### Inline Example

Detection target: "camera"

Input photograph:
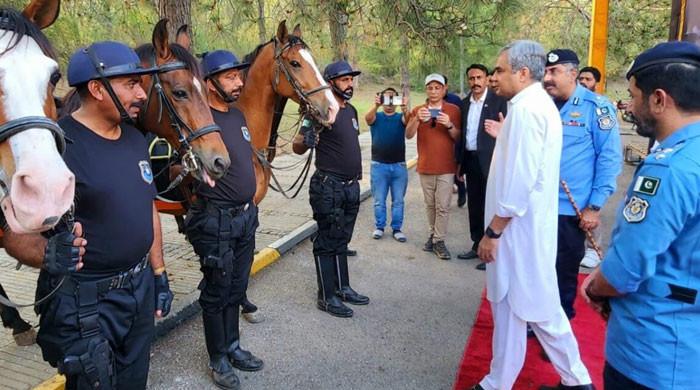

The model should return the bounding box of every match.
[382,93,404,106]
[429,108,441,119]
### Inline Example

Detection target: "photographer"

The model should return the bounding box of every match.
[406,74,461,260]
[365,88,409,242]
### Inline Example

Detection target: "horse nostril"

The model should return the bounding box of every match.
[213,156,229,175]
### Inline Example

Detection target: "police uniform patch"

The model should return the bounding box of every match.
[633,176,660,196]
[241,126,251,142]
[352,117,359,131]
[548,53,559,63]
[598,114,615,130]
[139,160,153,184]
[623,196,649,223]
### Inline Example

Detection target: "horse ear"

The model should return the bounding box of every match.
[153,19,172,60]
[22,0,60,29]
[292,23,302,38]
[176,24,191,52]
[276,20,288,42]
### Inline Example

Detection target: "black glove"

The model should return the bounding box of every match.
[43,231,80,276]
[300,119,318,148]
[154,271,174,317]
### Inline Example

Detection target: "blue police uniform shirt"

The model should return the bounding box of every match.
[58,115,156,273]
[600,121,700,389]
[370,111,406,164]
[558,84,621,214]
[196,107,256,204]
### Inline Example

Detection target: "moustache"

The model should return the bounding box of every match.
[543,82,556,88]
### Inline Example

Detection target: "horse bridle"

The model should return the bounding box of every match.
[272,38,330,119]
[0,116,66,153]
[141,57,221,185]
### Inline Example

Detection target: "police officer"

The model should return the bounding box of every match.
[543,49,622,319]
[183,50,263,390]
[3,41,174,390]
[292,60,369,318]
[581,41,700,390]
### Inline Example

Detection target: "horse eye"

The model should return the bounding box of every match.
[172,89,188,100]
[290,60,301,68]
[49,71,61,87]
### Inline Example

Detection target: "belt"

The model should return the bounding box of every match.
[316,170,360,185]
[200,199,250,216]
[61,256,150,295]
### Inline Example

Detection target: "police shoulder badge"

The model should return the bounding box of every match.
[633,175,660,196]
[139,160,153,184]
[241,126,251,142]
[623,196,649,223]
[598,114,615,130]
[352,117,359,131]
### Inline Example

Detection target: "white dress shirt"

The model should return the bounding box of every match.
[484,82,563,321]
[465,89,488,151]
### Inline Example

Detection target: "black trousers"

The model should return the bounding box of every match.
[0,283,28,330]
[463,151,487,251]
[36,265,155,390]
[309,171,360,256]
[185,201,258,364]
[555,215,586,319]
[604,362,652,390]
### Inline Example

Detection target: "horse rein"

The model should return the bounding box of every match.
[142,57,221,191]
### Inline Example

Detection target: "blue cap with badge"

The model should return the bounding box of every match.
[626,41,700,80]
[546,49,580,67]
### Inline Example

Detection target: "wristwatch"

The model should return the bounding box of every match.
[485,226,502,239]
[588,204,601,211]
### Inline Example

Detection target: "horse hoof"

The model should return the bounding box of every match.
[13,328,37,346]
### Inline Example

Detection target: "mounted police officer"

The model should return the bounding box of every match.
[3,41,174,390]
[582,41,700,390]
[543,49,622,320]
[183,49,263,390]
[292,60,369,318]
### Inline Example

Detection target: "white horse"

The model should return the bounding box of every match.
[0,0,74,234]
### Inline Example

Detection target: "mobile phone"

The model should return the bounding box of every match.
[429,108,441,119]
[383,94,404,106]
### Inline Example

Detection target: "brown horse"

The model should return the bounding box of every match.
[236,21,338,204]
[0,0,74,234]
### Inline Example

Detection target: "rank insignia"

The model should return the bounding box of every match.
[139,160,153,184]
[598,114,615,130]
[241,126,251,142]
[570,112,582,118]
[633,176,660,196]
[600,107,609,115]
[623,196,649,223]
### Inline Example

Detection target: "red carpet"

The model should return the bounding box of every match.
[453,274,605,390]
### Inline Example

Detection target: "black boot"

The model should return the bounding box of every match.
[224,304,263,372]
[335,255,369,305]
[202,311,239,389]
[315,255,353,317]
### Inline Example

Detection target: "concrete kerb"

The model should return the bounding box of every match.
[33,156,419,390]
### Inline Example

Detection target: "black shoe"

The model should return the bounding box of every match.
[345,249,357,257]
[475,262,486,271]
[433,240,451,260]
[317,295,354,317]
[229,347,264,372]
[422,236,434,252]
[212,367,240,390]
[336,286,370,305]
[458,193,466,208]
[539,384,595,390]
[457,250,478,260]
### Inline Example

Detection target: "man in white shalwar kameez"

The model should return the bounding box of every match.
[472,41,594,390]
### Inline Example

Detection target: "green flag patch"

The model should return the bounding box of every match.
[633,176,660,196]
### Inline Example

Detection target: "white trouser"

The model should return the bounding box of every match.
[479,297,592,390]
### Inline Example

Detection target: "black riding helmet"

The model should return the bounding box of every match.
[201,50,249,103]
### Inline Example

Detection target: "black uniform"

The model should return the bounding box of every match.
[307,104,366,313]
[36,115,157,390]
[183,107,260,373]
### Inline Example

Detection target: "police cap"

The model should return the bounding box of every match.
[323,60,361,81]
[67,41,157,87]
[626,41,700,80]
[201,50,249,80]
[546,49,580,67]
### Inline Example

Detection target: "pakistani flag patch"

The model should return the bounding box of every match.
[633,176,660,196]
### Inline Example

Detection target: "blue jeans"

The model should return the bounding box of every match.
[370,161,408,231]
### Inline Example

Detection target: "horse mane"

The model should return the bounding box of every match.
[0,7,56,59]
[135,43,202,80]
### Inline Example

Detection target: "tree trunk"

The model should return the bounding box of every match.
[256,0,267,44]
[326,1,349,61]
[400,34,410,105]
[154,0,192,42]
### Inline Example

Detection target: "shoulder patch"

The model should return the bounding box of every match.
[139,160,153,184]
[597,114,615,130]
[623,196,649,223]
[241,126,251,142]
[352,117,359,131]
[633,176,660,196]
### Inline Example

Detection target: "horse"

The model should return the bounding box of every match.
[236,21,339,204]
[0,0,75,346]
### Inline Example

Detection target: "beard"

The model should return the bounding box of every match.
[634,113,657,138]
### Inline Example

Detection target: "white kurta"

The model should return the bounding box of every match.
[484,82,563,322]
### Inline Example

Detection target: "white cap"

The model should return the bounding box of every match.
[424,73,446,85]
